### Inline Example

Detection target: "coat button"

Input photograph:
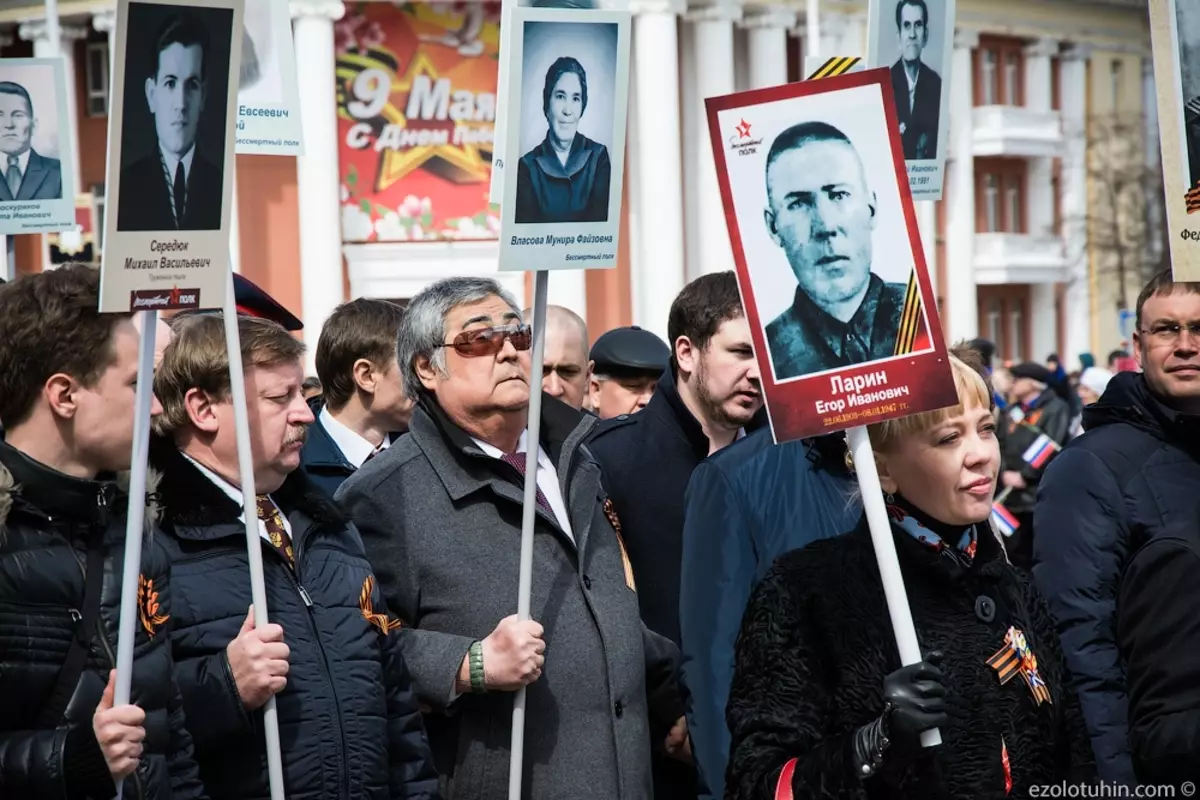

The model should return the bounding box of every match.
[614,701,624,718]
[975,595,996,623]
[583,575,592,590]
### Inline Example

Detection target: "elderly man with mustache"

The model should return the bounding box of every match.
[146,313,439,800]
[337,276,683,800]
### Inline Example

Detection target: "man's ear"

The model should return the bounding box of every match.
[1133,333,1145,371]
[764,207,783,247]
[144,77,155,111]
[184,387,221,433]
[415,354,439,392]
[352,358,378,396]
[675,336,698,378]
[869,191,878,227]
[44,374,80,421]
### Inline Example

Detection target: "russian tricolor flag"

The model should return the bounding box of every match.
[1022,434,1059,469]
[992,503,1020,537]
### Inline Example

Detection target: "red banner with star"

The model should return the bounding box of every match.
[335,2,500,242]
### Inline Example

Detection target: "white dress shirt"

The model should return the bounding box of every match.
[182,453,293,543]
[161,143,196,185]
[319,406,390,468]
[471,431,574,542]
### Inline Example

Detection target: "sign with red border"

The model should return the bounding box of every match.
[705,68,956,443]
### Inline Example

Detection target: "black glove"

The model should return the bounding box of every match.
[851,651,950,779]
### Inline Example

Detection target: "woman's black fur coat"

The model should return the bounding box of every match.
[725,513,1093,799]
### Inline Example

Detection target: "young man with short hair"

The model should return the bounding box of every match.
[301,298,412,498]
[0,264,207,799]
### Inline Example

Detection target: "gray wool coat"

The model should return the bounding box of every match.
[335,394,682,800]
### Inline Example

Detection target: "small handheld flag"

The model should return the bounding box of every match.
[1021,433,1059,469]
[991,502,1020,538]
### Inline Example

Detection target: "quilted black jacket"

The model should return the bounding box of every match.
[0,440,208,799]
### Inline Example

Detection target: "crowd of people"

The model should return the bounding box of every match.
[2,262,1200,799]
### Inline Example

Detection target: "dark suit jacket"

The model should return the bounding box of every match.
[0,149,62,201]
[298,398,406,501]
[891,59,942,160]
[116,149,223,231]
[514,132,611,224]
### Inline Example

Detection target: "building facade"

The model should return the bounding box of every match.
[0,0,1154,371]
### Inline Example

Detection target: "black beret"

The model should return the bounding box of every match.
[590,326,670,374]
[1009,362,1053,384]
[233,273,303,331]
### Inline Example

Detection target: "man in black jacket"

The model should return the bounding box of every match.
[1035,269,1200,787]
[149,313,438,799]
[300,298,411,499]
[587,271,765,798]
[0,265,208,799]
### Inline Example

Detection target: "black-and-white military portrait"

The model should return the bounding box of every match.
[1175,1,1200,190]
[715,80,924,383]
[877,0,946,161]
[0,63,66,202]
[513,19,618,225]
[115,2,234,232]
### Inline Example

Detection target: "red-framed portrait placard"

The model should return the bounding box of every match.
[705,68,956,444]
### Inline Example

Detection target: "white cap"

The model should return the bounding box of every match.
[1079,367,1114,398]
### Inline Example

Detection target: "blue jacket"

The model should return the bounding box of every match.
[679,430,860,800]
[149,436,440,800]
[1034,371,1200,786]
[299,398,407,501]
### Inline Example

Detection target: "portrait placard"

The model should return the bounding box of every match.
[99,0,243,313]
[0,58,78,234]
[866,0,955,200]
[705,68,956,444]
[1150,0,1200,280]
[235,0,303,155]
[497,6,630,271]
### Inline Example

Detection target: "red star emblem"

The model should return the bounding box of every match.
[167,286,182,306]
[735,119,752,139]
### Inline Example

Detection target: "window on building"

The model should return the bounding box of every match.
[1005,175,1023,234]
[984,174,1000,232]
[1009,297,1025,360]
[980,50,997,104]
[1051,56,1062,111]
[85,42,109,117]
[1051,160,1063,235]
[1111,59,1123,108]
[986,299,1003,348]
[93,183,105,252]
[1004,52,1020,107]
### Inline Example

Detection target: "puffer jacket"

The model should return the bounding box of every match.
[149,435,439,800]
[0,440,208,800]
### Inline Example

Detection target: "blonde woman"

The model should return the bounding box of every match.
[725,346,1092,798]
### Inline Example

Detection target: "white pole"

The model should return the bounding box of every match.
[845,424,941,748]
[508,269,549,800]
[806,0,819,60]
[0,235,11,282]
[111,310,157,800]
[44,0,61,55]
[222,266,287,800]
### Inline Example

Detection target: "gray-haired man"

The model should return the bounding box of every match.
[335,277,683,800]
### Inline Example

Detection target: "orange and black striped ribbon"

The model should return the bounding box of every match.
[806,56,862,80]
[1186,181,1200,214]
[892,270,923,356]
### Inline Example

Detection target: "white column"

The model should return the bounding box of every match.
[1024,38,1056,112]
[290,0,346,364]
[743,8,794,89]
[689,0,740,277]
[1061,45,1091,369]
[546,270,587,318]
[917,200,937,293]
[1144,56,1164,267]
[945,29,978,342]
[1030,282,1057,361]
[630,0,686,339]
[1025,39,1057,240]
[805,0,819,59]
[92,9,115,66]
[19,21,86,186]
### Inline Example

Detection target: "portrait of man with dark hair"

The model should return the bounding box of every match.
[762,121,909,380]
[117,10,223,231]
[0,80,62,202]
[514,55,612,224]
[889,0,941,160]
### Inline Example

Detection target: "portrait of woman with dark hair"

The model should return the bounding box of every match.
[514,55,611,224]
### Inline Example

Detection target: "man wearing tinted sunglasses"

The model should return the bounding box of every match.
[336,277,683,800]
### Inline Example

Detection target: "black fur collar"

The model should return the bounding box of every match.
[149,434,345,532]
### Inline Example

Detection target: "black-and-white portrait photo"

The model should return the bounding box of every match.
[116,2,233,232]
[238,0,284,106]
[0,64,64,202]
[514,20,618,224]
[1175,2,1200,189]
[877,0,946,161]
[718,81,923,383]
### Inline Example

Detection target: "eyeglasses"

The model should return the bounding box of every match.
[1139,321,1200,344]
[437,324,533,358]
